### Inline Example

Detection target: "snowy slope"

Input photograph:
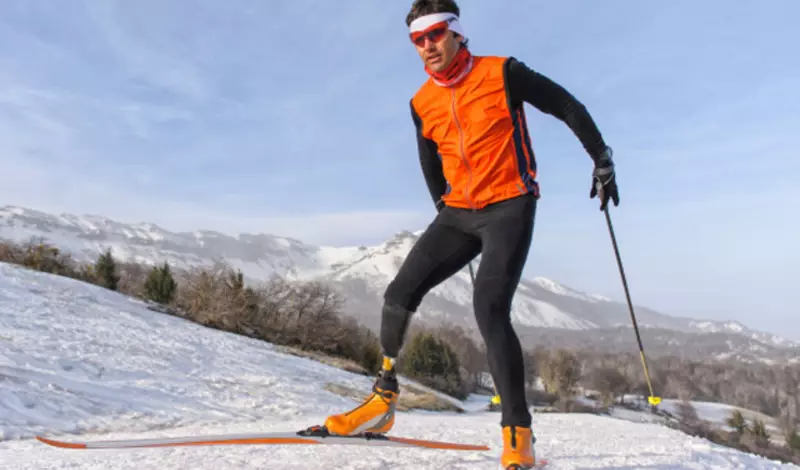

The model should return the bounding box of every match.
[1,204,797,362]
[1,262,797,469]
[0,261,377,441]
[655,399,785,443]
[610,395,787,446]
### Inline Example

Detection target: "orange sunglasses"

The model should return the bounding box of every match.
[409,19,453,46]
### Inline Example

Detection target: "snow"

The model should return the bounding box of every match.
[532,276,610,304]
[1,261,797,469]
[590,293,613,301]
[662,399,784,437]
[513,297,597,329]
[619,395,786,441]
[533,277,572,297]
[687,320,797,349]
[659,399,743,426]
[4,206,27,216]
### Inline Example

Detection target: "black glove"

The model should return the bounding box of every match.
[589,147,619,211]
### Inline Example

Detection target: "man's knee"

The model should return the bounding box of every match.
[472,275,515,330]
[384,276,423,312]
[381,277,421,358]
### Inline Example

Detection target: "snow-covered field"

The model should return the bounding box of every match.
[614,394,785,441]
[1,261,797,469]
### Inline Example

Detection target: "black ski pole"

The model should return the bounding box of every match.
[468,260,476,285]
[601,204,661,409]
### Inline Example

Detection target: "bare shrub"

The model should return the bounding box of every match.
[536,348,581,399]
[17,237,80,277]
[586,366,630,407]
[118,261,151,298]
[173,263,250,331]
[0,239,21,263]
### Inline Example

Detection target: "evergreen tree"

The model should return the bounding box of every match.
[727,409,747,434]
[402,331,465,398]
[787,430,800,451]
[751,418,770,440]
[95,248,119,291]
[144,262,177,304]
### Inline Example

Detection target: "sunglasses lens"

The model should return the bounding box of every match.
[410,25,448,46]
[428,27,446,42]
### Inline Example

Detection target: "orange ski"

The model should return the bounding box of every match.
[36,425,490,452]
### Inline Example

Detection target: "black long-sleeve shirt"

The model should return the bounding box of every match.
[412,57,610,209]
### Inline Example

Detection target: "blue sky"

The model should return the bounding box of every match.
[1,1,798,340]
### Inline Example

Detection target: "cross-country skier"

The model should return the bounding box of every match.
[321,1,618,468]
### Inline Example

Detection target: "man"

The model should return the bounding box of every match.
[321,1,619,468]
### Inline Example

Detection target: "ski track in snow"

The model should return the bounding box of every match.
[0,261,798,469]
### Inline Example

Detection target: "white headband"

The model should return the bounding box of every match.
[409,12,466,42]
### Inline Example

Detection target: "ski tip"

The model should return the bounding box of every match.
[36,435,86,449]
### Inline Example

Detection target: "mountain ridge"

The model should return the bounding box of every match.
[1,204,796,363]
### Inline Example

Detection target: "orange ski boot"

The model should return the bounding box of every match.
[501,425,537,469]
[323,359,399,436]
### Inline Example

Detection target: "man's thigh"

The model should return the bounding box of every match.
[474,195,537,301]
[385,211,481,311]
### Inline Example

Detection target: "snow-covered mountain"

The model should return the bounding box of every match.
[1,204,797,363]
[2,262,795,469]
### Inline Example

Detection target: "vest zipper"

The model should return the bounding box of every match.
[450,87,477,210]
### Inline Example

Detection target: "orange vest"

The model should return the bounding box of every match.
[411,55,539,210]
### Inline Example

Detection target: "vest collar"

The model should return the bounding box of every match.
[425,46,473,87]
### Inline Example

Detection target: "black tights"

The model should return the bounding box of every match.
[381,193,536,428]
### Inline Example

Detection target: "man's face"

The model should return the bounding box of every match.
[413,30,461,72]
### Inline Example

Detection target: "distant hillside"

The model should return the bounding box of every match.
[1,204,797,364]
